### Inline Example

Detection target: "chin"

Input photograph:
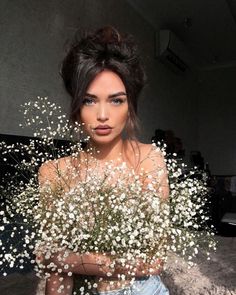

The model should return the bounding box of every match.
[92,137,115,144]
[90,135,120,145]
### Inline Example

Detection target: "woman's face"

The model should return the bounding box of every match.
[80,70,129,145]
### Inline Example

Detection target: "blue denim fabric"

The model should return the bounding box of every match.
[92,276,169,295]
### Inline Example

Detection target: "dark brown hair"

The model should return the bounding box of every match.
[60,26,146,142]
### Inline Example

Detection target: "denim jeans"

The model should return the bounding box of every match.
[92,276,169,295]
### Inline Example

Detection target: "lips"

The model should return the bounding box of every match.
[95,125,112,130]
[94,125,112,135]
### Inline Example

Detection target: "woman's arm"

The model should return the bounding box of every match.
[111,257,163,278]
[140,144,169,200]
[102,145,169,279]
[132,144,170,276]
[39,250,163,278]
[37,160,114,278]
[38,147,169,279]
[42,251,112,277]
[43,253,162,295]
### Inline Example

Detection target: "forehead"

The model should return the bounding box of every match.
[87,70,126,94]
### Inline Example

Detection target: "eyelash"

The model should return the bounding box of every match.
[82,98,125,106]
[111,98,125,105]
[82,98,94,105]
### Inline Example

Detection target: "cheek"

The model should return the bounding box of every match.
[79,111,90,132]
[80,109,91,124]
[121,108,129,123]
[115,109,129,127]
[79,109,97,135]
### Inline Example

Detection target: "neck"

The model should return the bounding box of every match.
[87,137,125,161]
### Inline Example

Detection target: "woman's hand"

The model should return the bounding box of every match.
[134,258,163,277]
[111,257,163,279]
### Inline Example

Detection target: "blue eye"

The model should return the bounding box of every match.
[111,98,125,105]
[82,98,95,105]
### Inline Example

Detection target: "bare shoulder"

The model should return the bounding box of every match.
[136,142,166,169]
[38,156,75,185]
[136,142,169,199]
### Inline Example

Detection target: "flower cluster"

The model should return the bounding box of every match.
[0,97,216,294]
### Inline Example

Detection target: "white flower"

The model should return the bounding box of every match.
[0,97,216,289]
[69,213,75,219]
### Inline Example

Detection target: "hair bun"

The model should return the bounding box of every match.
[61,25,146,131]
[93,26,121,45]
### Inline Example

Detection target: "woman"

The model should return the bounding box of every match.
[38,26,169,295]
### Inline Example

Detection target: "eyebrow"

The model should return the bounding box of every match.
[85,91,127,98]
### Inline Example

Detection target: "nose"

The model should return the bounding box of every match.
[97,103,109,121]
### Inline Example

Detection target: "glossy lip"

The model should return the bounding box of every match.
[94,128,112,135]
[94,125,112,130]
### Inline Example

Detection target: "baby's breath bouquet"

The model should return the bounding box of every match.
[0,97,216,294]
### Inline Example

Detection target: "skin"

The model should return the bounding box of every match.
[80,70,129,161]
[40,70,168,295]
